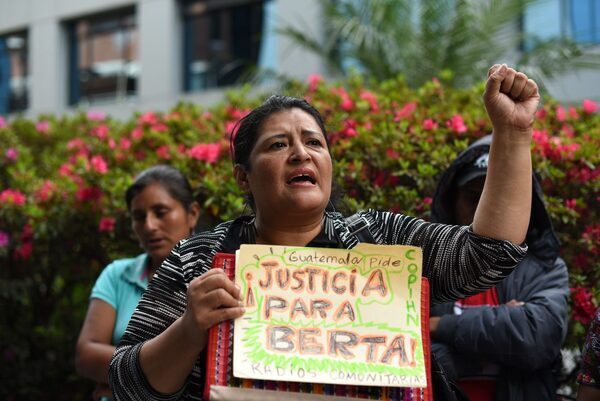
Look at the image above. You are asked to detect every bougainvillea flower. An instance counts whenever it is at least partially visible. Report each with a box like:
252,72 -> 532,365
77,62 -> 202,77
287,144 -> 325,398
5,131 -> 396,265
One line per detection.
555,105 -> 566,122
91,124 -> 109,140
226,106 -> 250,120
87,110 -> 106,121
156,145 -> 171,160
225,121 -> 239,139
36,121 -> 50,134
34,180 -> 56,202
571,287 -> 597,325
131,127 -> 144,140
58,163 -> 74,177
360,91 -> 379,112
568,106 -> 579,120
90,155 -> 108,174
21,224 -> 33,242
373,170 -> 386,187
337,87 -> 354,111
66,138 -> 89,154
14,241 -> 33,261
536,108 -> 547,120
0,116 -> 6,129
583,224 -> 600,256
5,148 -> 18,162
76,186 -> 103,203
98,217 -> 116,233
0,189 -> 26,206
583,99 -> 598,114
307,74 -> 323,92
188,143 -> 221,164
394,102 -> 417,121
138,112 -> 158,125
422,119 -> 438,131
446,114 -> 468,133
0,231 -> 9,248
386,148 -> 400,159
119,138 -> 132,150
151,123 -> 168,133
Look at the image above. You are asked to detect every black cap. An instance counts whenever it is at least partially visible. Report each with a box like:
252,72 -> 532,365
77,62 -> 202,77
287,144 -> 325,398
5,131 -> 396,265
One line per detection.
456,153 -> 489,186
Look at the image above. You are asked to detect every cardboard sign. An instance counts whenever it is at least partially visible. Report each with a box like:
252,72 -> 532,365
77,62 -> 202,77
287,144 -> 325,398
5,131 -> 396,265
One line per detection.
233,243 -> 426,388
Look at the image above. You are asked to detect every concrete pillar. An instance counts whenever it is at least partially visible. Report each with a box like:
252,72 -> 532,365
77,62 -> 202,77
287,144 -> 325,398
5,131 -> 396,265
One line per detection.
276,0 -> 326,80
30,18 -> 67,114
138,0 -> 181,109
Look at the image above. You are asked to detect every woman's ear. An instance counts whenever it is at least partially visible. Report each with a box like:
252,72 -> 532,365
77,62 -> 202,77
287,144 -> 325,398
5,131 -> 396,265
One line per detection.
187,201 -> 201,230
234,164 -> 250,193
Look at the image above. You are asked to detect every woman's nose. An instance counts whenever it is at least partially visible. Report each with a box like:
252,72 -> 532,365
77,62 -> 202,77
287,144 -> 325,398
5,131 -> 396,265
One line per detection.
144,214 -> 159,231
290,144 -> 311,162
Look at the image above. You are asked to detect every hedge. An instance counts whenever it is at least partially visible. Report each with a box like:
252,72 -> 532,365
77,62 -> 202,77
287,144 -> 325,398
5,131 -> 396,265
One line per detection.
0,75 -> 598,400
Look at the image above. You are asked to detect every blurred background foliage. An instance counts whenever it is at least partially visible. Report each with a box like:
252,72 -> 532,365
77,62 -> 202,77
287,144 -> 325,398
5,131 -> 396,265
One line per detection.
0,73 -> 598,399
280,0 -> 600,91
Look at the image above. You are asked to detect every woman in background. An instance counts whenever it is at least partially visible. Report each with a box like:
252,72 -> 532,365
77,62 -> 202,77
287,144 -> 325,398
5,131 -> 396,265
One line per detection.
76,165 -> 200,400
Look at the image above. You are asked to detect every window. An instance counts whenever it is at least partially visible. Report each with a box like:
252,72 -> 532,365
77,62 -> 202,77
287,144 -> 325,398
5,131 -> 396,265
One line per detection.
0,31 -> 28,114
523,0 -> 600,48
570,0 -> 600,43
68,9 -> 139,105
183,0 -> 265,91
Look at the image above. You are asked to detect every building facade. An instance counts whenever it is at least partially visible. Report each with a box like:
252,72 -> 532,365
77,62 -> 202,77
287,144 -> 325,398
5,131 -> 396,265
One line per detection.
0,0 -> 598,118
0,0 -> 325,118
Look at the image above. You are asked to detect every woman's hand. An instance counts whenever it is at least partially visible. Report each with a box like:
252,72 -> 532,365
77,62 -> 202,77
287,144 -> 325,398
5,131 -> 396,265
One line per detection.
180,269 -> 244,349
483,64 -> 540,136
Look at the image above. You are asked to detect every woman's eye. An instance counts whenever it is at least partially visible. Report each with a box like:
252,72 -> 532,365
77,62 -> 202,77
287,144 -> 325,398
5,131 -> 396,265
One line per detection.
307,139 -> 323,146
132,214 -> 145,222
155,208 -> 169,218
269,142 -> 286,149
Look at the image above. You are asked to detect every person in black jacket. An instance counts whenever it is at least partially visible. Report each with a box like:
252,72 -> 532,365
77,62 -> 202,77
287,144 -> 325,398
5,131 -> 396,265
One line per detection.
429,134 -> 570,401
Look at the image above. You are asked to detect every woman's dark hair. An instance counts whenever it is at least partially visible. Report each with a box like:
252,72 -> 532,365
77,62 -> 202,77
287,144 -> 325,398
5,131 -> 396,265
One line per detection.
232,95 -> 329,171
125,165 -> 195,211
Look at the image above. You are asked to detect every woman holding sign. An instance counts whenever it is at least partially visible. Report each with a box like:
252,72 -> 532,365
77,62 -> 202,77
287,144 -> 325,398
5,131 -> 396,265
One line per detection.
110,64 -> 539,401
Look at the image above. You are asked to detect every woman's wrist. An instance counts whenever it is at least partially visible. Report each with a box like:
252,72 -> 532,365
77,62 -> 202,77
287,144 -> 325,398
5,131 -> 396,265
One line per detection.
491,126 -> 533,146
174,315 -> 207,356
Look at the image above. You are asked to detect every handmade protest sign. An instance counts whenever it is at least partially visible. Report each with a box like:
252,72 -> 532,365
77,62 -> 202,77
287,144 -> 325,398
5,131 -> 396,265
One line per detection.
233,243 -> 425,388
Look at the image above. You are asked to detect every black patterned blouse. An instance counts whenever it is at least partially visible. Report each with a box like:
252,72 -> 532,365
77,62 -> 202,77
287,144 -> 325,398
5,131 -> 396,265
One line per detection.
110,210 -> 527,401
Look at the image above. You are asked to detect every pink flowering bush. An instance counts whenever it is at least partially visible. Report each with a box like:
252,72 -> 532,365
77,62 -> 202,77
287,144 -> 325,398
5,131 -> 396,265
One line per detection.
0,78 -> 598,399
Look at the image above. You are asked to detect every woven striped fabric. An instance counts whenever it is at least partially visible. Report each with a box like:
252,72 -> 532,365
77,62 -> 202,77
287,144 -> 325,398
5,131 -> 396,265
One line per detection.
203,253 -> 433,401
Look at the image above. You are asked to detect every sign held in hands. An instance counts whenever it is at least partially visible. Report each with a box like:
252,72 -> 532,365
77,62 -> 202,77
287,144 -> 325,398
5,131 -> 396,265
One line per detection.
233,243 -> 426,388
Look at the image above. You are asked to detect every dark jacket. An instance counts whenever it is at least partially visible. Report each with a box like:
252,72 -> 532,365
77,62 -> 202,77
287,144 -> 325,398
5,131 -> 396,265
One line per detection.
430,135 -> 569,401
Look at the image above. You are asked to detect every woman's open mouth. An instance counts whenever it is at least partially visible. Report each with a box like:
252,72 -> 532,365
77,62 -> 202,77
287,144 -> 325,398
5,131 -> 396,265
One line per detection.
286,169 -> 317,186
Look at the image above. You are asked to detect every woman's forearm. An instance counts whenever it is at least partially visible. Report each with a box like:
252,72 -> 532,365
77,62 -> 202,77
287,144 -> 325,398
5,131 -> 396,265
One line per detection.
75,342 -> 116,384
472,128 -> 532,244
474,64 -> 538,244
